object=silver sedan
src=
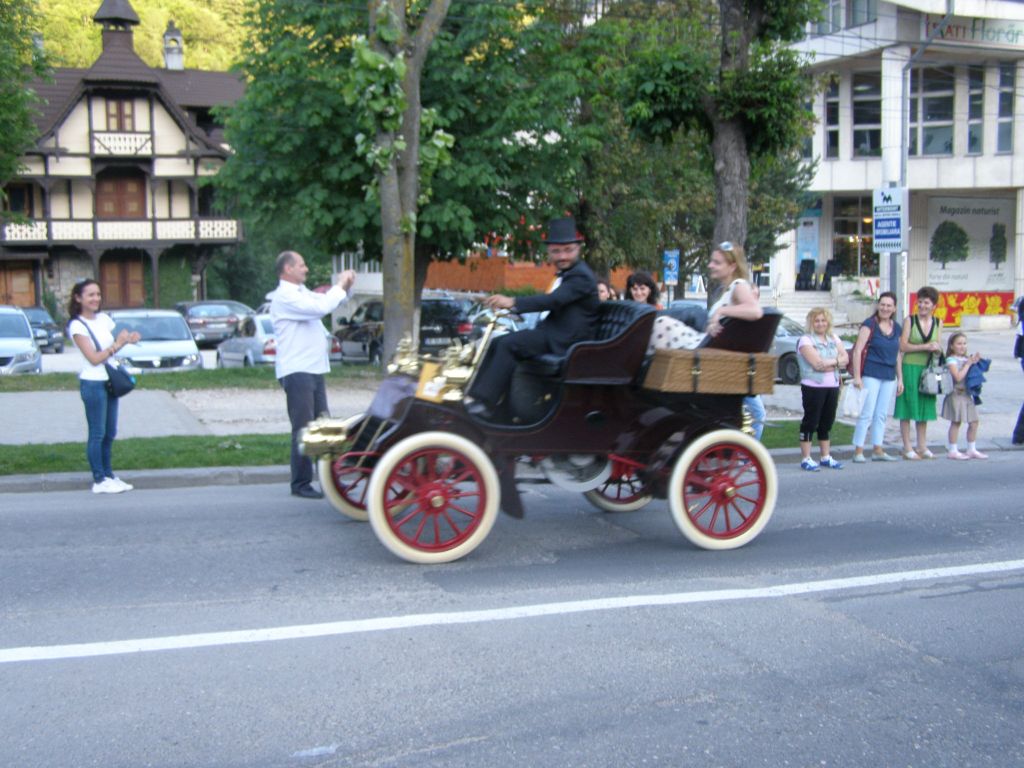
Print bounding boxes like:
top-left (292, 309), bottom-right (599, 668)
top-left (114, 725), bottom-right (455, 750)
top-left (215, 314), bottom-right (341, 368)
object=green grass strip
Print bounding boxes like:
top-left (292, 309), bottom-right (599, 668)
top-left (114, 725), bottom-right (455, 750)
top-left (0, 421), bottom-right (854, 476)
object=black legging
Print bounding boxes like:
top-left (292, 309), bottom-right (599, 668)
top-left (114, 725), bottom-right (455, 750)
top-left (800, 385), bottom-right (840, 442)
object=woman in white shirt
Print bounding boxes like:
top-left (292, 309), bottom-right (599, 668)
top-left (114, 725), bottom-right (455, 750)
top-left (647, 240), bottom-right (763, 352)
top-left (67, 279), bottom-right (140, 494)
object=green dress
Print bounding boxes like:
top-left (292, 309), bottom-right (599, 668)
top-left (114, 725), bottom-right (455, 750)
top-left (893, 316), bottom-right (940, 421)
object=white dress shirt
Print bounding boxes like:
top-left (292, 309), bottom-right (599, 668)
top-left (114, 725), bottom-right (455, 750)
top-left (267, 281), bottom-right (349, 379)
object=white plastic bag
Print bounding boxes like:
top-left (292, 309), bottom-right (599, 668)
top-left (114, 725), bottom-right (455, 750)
top-left (840, 384), bottom-right (867, 419)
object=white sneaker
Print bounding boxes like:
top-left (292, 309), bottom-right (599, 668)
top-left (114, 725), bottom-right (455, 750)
top-left (92, 478), bottom-right (126, 494)
top-left (109, 476), bottom-right (134, 491)
top-left (947, 449), bottom-right (970, 461)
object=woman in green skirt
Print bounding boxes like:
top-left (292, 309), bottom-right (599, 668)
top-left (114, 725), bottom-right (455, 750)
top-left (894, 285), bottom-right (943, 459)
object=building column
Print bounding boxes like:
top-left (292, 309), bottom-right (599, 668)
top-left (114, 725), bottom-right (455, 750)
top-left (881, 45), bottom-right (909, 186)
top-left (146, 248), bottom-right (160, 307)
top-left (1016, 190), bottom-right (1024, 301)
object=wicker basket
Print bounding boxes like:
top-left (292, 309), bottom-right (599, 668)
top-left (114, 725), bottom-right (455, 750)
top-left (643, 348), bottom-right (776, 395)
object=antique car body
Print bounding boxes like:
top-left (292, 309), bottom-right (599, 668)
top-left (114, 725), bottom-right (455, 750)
top-left (302, 302), bottom-right (782, 564)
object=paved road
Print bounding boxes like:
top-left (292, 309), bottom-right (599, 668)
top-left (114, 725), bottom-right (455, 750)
top-left (2, 458), bottom-right (1022, 767)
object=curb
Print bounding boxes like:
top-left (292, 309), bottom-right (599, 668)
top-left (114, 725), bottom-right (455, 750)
top-left (2, 440), bottom-right (1020, 494)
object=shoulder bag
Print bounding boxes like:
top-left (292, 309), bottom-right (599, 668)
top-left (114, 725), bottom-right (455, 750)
top-left (918, 351), bottom-right (953, 396)
top-left (79, 318), bottom-right (136, 398)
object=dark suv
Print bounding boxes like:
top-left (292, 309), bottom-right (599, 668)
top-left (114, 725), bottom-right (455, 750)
top-left (335, 296), bottom-right (472, 365)
top-left (21, 306), bottom-right (64, 353)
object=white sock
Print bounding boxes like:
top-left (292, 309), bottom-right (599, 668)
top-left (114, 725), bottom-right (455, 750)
top-left (947, 443), bottom-right (957, 452)
top-left (968, 441), bottom-right (977, 452)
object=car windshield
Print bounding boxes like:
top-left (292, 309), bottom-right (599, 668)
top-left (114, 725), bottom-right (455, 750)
top-left (422, 300), bottom-right (466, 323)
top-left (0, 315), bottom-right (31, 338)
top-left (22, 308), bottom-right (53, 323)
top-left (779, 317), bottom-right (805, 335)
top-left (190, 304), bottom-right (233, 318)
top-left (113, 315), bottom-right (192, 341)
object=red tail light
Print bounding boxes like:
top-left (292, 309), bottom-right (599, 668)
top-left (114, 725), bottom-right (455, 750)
top-left (263, 339), bottom-right (276, 356)
top-left (457, 321), bottom-right (472, 335)
top-left (331, 337), bottom-right (341, 353)
top-left (227, 314), bottom-right (238, 324)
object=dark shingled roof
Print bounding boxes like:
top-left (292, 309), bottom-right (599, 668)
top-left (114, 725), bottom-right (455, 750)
top-left (93, 0), bottom-right (140, 26)
top-left (85, 30), bottom-right (158, 85)
top-left (158, 69), bottom-right (245, 109)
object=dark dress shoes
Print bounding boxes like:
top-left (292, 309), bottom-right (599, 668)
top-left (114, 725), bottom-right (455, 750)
top-left (292, 485), bottom-right (324, 500)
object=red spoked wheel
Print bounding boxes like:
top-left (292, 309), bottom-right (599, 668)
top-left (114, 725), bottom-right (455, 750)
top-left (667, 430), bottom-right (777, 550)
top-left (583, 456), bottom-right (652, 513)
top-left (319, 452), bottom-right (377, 521)
top-left (366, 432), bottom-right (500, 564)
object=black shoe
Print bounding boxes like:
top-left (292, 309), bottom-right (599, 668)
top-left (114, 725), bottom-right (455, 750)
top-left (292, 485), bottom-right (324, 499)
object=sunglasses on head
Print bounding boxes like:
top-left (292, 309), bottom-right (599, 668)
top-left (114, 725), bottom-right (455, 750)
top-left (718, 241), bottom-right (734, 252)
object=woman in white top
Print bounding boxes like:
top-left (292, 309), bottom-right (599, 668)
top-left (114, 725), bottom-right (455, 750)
top-left (647, 240), bottom-right (763, 353)
top-left (67, 279), bottom-right (140, 494)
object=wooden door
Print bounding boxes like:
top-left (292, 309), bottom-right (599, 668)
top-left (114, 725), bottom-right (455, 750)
top-left (96, 174), bottom-right (146, 219)
top-left (100, 259), bottom-right (144, 308)
top-left (0, 263), bottom-right (36, 306)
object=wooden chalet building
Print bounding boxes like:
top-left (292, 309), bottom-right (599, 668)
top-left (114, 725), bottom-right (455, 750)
top-left (0, 0), bottom-right (243, 310)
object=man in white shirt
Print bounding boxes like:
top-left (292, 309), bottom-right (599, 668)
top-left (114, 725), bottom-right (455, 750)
top-left (268, 251), bottom-right (356, 498)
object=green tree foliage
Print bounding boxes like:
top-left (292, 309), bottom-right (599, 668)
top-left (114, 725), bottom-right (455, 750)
top-left (930, 220), bottom-right (969, 270)
top-left (621, 0), bottom-right (819, 247)
top-left (36, 0), bottom-right (247, 70)
top-left (0, 0), bottom-right (48, 203)
top-left (989, 222), bottom-right (1007, 268)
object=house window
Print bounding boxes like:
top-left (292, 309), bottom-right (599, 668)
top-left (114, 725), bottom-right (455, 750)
top-left (832, 196), bottom-right (877, 276)
top-left (825, 80), bottom-right (840, 159)
top-left (998, 62), bottom-right (1014, 153)
top-left (816, 0), bottom-right (842, 35)
top-left (106, 99), bottom-right (135, 132)
top-left (967, 66), bottom-right (984, 155)
top-left (908, 67), bottom-right (954, 156)
top-left (849, 0), bottom-right (877, 26)
top-left (852, 72), bottom-right (881, 157)
top-left (2, 183), bottom-right (34, 216)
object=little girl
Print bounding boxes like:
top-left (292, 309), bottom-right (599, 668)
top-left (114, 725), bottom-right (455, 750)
top-left (942, 332), bottom-right (987, 460)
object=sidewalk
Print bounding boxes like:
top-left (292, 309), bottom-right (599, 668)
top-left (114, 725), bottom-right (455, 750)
top-left (2, 328), bottom-right (1019, 494)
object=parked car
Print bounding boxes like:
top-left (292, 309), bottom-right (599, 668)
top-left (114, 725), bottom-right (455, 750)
top-left (0, 306), bottom-right (42, 374)
top-left (108, 309), bottom-right (203, 373)
top-left (21, 306), bottom-right (64, 353)
top-left (772, 314), bottom-right (854, 385)
top-left (335, 295), bottom-right (472, 365)
top-left (215, 313), bottom-right (341, 367)
top-left (174, 300), bottom-right (252, 347)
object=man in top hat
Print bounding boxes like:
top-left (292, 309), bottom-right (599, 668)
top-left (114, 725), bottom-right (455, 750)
top-left (468, 216), bottom-right (599, 418)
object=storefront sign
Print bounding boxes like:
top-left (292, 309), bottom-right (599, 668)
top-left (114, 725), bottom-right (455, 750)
top-left (796, 217), bottom-right (820, 267)
top-left (910, 291), bottom-right (1015, 327)
top-left (924, 15), bottom-right (1024, 48)
top-left (926, 196), bottom-right (1014, 292)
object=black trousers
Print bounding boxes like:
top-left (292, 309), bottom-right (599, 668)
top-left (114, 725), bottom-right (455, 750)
top-left (280, 372), bottom-right (328, 492)
top-left (799, 384), bottom-right (840, 442)
top-left (1015, 359), bottom-right (1024, 444)
top-left (469, 329), bottom-right (552, 407)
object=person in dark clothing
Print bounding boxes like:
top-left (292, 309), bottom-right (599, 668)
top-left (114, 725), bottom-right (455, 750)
top-left (468, 217), bottom-right (599, 418)
top-left (1013, 295), bottom-right (1024, 445)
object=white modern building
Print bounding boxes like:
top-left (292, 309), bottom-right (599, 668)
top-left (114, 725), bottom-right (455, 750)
top-left (784, 0), bottom-right (1024, 324)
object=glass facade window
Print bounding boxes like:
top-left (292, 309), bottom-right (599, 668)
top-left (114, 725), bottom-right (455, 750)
top-left (832, 196), bottom-right (876, 277)
top-left (908, 67), bottom-right (954, 156)
top-left (852, 72), bottom-right (881, 157)
top-left (825, 79), bottom-right (840, 159)
top-left (998, 62), bottom-right (1014, 153)
top-left (849, 0), bottom-right (877, 26)
top-left (816, 0), bottom-right (842, 35)
top-left (967, 66), bottom-right (984, 155)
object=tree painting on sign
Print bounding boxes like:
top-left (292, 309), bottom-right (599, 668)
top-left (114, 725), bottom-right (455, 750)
top-left (930, 220), bottom-right (969, 270)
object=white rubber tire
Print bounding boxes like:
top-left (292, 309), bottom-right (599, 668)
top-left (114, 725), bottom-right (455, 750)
top-left (318, 455), bottom-right (371, 521)
top-left (667, 429), bottom-right (777, 550)
top-left (366, 431), bottom-right (500, 564)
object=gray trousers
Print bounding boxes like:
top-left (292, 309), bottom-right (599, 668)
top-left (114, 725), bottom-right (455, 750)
top-left (280, 372), bottom-right (328, 492)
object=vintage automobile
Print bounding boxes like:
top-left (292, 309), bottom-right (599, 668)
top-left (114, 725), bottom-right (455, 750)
top-left (301, 302), bottom-right (781, 564)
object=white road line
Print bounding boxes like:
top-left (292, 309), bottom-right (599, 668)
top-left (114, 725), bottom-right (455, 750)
top-left (3, 559), bottom-right (1022, 665)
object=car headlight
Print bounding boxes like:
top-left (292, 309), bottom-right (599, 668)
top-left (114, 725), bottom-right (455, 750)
top-left (12, 351), bottom-right (38, 364)
top-left (184, 353), bottom-right (201, 365)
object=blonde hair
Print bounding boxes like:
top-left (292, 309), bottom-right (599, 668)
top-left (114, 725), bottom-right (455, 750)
top-left (805, 307), bottom-right (834, 335)
top-left (714, 242), bottom-right (750, 282)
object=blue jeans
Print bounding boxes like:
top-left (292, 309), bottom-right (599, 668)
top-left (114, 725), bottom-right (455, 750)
top-left (80, 380), bottom-right (118, 483)
top-left (852, 376), bottom-right (897, 449)
top-left (743, 395), bottom-right (765, 441)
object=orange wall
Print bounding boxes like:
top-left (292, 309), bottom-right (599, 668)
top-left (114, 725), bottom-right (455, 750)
top-left (425, 256), bottom-right (637, 295)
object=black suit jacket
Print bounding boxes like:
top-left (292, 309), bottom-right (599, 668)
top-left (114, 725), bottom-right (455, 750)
top-left (513, 259), bottom-right (600, 355)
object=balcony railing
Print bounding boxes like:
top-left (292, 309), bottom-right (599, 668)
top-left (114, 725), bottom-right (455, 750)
top-left (92, 132), bottom-right (154, 156)
top-left (1, 218), bottom-right (241, 244)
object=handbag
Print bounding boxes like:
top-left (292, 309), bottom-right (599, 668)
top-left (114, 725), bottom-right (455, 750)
top-left (80, 318), bottom-right (136, 398)
top-left (918, 352), bottom-right (952, 396)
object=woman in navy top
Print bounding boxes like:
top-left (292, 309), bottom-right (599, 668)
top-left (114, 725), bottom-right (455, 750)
top-left (849, 291), bottom-right (903, 462)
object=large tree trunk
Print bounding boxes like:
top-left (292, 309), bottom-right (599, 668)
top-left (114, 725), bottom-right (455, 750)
top-left (711, 119), bottom-right (749, 246)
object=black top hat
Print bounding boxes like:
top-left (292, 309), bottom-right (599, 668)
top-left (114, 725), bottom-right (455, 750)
top-left (545, 217), bottom-right (583, 245)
